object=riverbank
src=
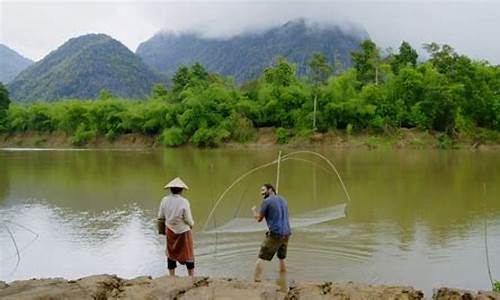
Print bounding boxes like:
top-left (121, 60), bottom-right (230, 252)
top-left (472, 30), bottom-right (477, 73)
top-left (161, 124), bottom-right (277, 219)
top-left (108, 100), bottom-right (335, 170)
top-left (1, 274), bottom-right (499, 299)
top-left (1, 128), bottom-right (500, 150)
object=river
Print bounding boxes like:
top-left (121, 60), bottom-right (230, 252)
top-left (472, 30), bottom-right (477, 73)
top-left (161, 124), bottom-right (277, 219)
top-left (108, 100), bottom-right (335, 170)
top-left (1, 148), bottom-right (499, 295)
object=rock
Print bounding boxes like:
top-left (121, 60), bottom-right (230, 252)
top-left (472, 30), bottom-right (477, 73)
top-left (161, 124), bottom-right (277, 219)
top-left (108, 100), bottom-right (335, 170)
top-left (0, 278), bottom-right (92, 300)
top-left (120, 275), bottom-right (197, 299)
top-left (76, 274), bottom-right (124, 299)
top-left (0, 281), bottom-right (8, 289)
top-left (292, 281), bottom-right (424, 300)
top-left (180, 278), bottom-right (284, 300)
top-left (433, 287), bottom-right (500, 299)
top-left (3, 274), bottom-right (499, 299)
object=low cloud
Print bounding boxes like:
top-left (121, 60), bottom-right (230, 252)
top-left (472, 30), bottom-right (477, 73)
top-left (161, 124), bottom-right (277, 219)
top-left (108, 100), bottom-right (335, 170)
top-left (1, 1), bottom-right (499, 63)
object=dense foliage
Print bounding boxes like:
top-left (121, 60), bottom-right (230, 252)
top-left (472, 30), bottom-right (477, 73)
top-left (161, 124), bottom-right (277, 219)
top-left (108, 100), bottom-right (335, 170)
top-left (0, 83), bottom-right (11, 131)
top-left (7, 34), bottom-right (164, 102)
top-left (2, 40), bottom-right (500, 147)
top-left (136, 19), bottom-right (367, 83)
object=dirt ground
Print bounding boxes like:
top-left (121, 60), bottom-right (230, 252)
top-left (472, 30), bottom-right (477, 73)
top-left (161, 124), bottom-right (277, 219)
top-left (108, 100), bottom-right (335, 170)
top-left (2, 128), bottom-right (499, 151)
top-left (1, 274), bottom-right (499, 299)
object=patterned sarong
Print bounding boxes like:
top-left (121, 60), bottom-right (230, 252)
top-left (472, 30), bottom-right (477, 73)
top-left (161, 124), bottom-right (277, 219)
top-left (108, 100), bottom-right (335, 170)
top-left (166, 228), bottom-right (194, 263)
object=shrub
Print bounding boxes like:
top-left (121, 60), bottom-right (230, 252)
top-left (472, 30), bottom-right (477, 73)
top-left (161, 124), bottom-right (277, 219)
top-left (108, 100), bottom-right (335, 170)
top-left (159, 127), bottom-right (187, 147)
top-left (230, 115), bottom-right (255, 143)
top-left (191, 127), bottom-right (230, 147)
top-left (276, 127), bottom-right (290, 144)
top-left (6, 105), bottom-right (29, 132)
top-left (56, 101), bottom-right (90, 133)
top-left (27, 104), bottom-right (55, 132)
top-left (70, 125), bottom-right (96, 146)
top-left (346, 123), bottom-right (353, 136)
top-left (436, 134), bottom-right (454, 149)
top-left (105, 129), bottom-right (119, 141)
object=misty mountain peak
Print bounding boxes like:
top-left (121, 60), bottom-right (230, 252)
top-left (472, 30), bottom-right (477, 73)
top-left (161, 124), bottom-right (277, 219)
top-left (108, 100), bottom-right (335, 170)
top-left (137, 19), bottom-right (368, 82)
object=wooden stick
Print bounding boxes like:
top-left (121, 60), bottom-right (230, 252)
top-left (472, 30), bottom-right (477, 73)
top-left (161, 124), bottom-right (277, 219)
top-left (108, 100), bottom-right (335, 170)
top-left (3, 224), bottom-right (21, 271)
top-left (483, 183), bottom-right (494, 289)
top-left (276, 151), bottom-right (282, 193)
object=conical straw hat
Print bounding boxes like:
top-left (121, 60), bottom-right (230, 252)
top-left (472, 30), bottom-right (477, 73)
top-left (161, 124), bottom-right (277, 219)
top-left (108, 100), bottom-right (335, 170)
top-left (164, 177), bottom-right (189, 190)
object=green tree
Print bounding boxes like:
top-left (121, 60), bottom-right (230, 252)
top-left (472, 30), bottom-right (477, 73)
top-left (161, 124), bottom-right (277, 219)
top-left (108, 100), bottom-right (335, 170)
top-left (0, 83), bottom-right (9, 111)
top-left (264, 57), bottom-right (296, 89)
top-left (423, 43), bottom-right (458, 74)
top-left (385, 66), bottom-right (425, 127)
top-left (308, 52), bottom-right (332, 86)
top-left (172, 65), bottom-right (191, 95)
top-left (410, 64), bottom-right (463, 132)
top-left (351, 40), bottom-right (381, 85)
top-left (2, 44), bottom-right (500, 147)
top-left (159, 127), bottom-right (187, 147)
top-left (172, 63), bottom-right (213, 101)
top-left (261, 58), bottom-right (301, 128)
top-left (391, 41), bottom-right (418, 74)
top-left (257, 58), bottom-right (311, 129)
top-left (98, 89), bottom-right (113, 100)
top-left (191, 62), bottom-right (209, 82)
top-left (151, 84), bottom-right (168, 101)
top-left (308, 53), bottom-right (332, 130)
top-left (0, 83), bottom-right (12, 131)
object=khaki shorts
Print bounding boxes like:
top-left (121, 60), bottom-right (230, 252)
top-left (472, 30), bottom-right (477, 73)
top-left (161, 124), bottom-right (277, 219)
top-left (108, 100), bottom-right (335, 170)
top-left (258, 231), bottom-right (289, 261)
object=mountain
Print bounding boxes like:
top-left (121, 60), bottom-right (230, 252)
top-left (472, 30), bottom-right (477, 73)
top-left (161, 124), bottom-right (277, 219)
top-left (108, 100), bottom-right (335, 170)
top-left (0, 44), bottom-right (33, 83)
top-left (136, 19), bottom-right (369, 83)
top-left (8, 34), bottom-right (164, 102)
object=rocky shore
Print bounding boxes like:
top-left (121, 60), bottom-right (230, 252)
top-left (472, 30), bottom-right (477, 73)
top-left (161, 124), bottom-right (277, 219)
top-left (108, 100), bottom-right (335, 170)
top-left (1, 274), bottom-right (499, 299)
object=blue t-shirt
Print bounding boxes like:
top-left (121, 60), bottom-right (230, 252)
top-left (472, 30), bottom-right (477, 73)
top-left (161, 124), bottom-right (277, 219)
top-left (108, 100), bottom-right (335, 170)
top-left (260, 195), bottom-right (291, 236)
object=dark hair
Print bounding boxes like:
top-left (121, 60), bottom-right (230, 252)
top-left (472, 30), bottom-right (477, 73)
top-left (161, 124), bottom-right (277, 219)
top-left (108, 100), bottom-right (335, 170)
top-left (170, 187), bottom-right (183, 195)
top-left (263, 183), bottom-right (276, 193)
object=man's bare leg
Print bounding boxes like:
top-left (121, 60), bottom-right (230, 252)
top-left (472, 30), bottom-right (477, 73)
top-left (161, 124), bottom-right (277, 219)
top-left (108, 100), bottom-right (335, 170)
top-left (168, 269), bottom-right (175, 276)
top-left (279, 259), bottom-right (287, 273)
top-left (254, 258), bottom-right (265, 282)
top-left (187, 268), bottom-right (194, 277)
top-left (276, 269), bottom-right (288, 292)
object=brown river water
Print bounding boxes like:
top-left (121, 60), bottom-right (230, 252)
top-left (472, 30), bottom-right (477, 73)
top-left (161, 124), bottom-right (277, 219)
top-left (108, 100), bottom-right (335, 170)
top-left (0, 148), bottom-right (499, 295)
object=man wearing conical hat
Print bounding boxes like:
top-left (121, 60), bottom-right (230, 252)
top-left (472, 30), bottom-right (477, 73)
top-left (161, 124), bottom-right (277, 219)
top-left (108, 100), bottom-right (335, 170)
top-left (158, 177), bottom-right (195, 276)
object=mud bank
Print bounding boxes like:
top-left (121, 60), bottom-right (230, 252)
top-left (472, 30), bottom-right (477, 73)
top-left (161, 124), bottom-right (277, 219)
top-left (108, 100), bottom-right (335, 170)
top-left (1, 275), bottom-right (499, 299)
top-left (1, 128), bottom-right (499, 150)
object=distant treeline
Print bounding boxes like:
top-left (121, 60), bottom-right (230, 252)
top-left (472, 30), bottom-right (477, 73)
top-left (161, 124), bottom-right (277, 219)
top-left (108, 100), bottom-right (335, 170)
top-left (0, 40), bottom-right (499, 147)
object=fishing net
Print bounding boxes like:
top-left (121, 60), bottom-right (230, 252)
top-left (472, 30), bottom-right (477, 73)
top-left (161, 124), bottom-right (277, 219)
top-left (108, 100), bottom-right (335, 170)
top-left (202, 151), bottom-right (352, 234)
top-left (206, 203), bottom-right (347, 233)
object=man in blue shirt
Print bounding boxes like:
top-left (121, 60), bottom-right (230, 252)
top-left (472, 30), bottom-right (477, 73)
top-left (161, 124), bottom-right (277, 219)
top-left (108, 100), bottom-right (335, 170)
top-left (251, 183), bottom-right (291, 282)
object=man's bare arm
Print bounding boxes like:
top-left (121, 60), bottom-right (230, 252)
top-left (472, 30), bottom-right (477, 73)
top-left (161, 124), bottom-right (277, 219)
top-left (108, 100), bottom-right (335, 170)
top-left (251, 206), bottom-right (264, 222)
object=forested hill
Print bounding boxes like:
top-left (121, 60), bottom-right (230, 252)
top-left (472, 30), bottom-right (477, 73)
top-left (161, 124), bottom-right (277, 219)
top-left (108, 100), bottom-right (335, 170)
top-left (136, 19), bottom-right (368, 83)
top-left (0, 44), bottom-right (33, 83)
top-left (8, 34), bottom-right (165, 102)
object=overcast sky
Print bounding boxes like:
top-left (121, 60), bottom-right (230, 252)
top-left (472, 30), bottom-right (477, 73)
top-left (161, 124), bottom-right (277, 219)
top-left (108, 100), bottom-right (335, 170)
top-left (1, 0), bottom-right (499, 63)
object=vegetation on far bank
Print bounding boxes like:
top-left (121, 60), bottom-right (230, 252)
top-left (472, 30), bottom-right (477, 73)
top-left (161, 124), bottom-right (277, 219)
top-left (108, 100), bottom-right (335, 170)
top-left (0, 40), bottom-right (499, 148)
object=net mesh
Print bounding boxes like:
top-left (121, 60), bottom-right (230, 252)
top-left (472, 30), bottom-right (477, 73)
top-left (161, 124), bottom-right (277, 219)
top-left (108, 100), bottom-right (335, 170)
top-left (206, 203), bottom-right (347, 233)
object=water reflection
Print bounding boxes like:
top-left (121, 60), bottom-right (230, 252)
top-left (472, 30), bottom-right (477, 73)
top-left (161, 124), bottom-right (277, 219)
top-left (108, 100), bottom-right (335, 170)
top-left (0, 202), bottom-right (165, 281)
top-left (0, 156), bottom-right (9, 204)
top-left (0, 148), bottom-right (499, 295)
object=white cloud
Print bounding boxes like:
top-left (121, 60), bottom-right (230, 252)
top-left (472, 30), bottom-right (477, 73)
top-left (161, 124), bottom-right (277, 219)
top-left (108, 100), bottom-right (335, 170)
top-left (1, 0), bottom-right (499, 63)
